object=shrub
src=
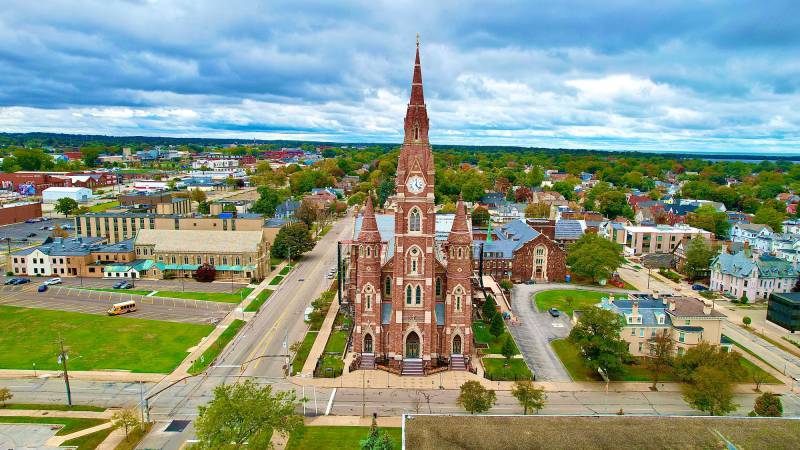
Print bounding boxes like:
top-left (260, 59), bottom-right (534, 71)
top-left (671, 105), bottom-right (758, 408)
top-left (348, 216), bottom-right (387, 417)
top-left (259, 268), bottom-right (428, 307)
top-left (753, 392), bottom-right (782, 417)
top-left (195, 263), bottom-right (216, 282)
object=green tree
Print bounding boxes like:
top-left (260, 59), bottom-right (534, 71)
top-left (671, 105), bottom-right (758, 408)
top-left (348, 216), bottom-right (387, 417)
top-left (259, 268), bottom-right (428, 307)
top-left (438, 202), bottom-right (456, 213)
top-left (648, 329), bottom-right (674, 390)
top-left (501, 336), bottom-right (516, 365)
top-left (250, 186), bottom-right (281, 216)
top-left (377, 177), bottom-right (395, 208)
top-left (7, 148), bottom-right (54, 171)
top-left (566, 233), bottom-right (625, 282)
top-left (348, 192), bottom-right (366, 207)
top-left (683, 366), bottom-right (737, 416)
top-left (194, 379), bottom-right (303, 449)
top-left (271, 222), bottom-right (315, 260)
top-left (752, 392), bottom-right (782, 417)
top-left (595, 190), bottom-right (634, 220)
top-left (457, 380), bottom-right (496, 414)
top-left (511, 380), bottom-right (546, 415)
top-left (743, 316), bottom-right (752, 328)
top-left (295, 200), bottom-right (319, 228)
top-left (472, 206), bottom-right (490, 227)
top-left (197, 201), bottom-right (210, 214)
top-left (482, 296), bottom-right (497, 321)
top-left (54, 197), bottom-right (79, 216)
top-left (551, 181), bottom-right (575, 201)
top-left (359, 416), bottom-right (395, 450)
top-left (499, 279), bottom-right (513, 291)
top-left (526, 166), bottom-right (544, 187)
top-left (683, 236), bottom-right (717, 280)
top-left (568, 307), bottom-right (629, 378)
top-left (490, 312), bottom-right (505, 338)
top-left (754, 206), bottom-right (785, 233)
top-left (81, 146), bottom-right (102, 167)
top-left (674, 342), bottom-right (744, 382)
top-left (461, 177), bottom-right (486, 202)
top-left (525, 202), bottom-right (550, 218)
top-left (686, 205), bottom-right (730, 238)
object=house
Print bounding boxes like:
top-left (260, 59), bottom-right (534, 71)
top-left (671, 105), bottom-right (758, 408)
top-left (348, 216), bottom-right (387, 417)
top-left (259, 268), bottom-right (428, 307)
top-left (0, 201), bottom-right (42, 226)
top-left (8, 237), bottom-right (136, 278)
top-left (730, 222), bottom-right (774, 253)
top-left (275, 199), bottom-right (301, 220)
top-left (553, 219), bottom-right (586, 249)
top-left (597, 293), bottom-right (726, 357)
top-left (480, 192), bottom-right (506, 208)
top-left (710, 249), bottom-right (797, 302)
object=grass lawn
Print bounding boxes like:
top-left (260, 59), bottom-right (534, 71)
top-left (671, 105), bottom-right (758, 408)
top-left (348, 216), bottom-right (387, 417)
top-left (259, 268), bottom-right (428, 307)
top-left (552, 338), bottom-right (779, 384)
top-left (0, 305), bottom-right (212, 373)
top-left (0, 403), bottom-right (105, 412)
top-left (533, 289), bottom-right (610, 316)
top-left (315, 354), bottom-right (344, 378)
top-left (0, 416), bottom-right (106, 436)
top-left (188, 319), bottom-right (245, 375)
top-left (324, 329), bottom-right (349, 354)
top-left (87, 201), bottom-right (120, 213)
top-left (291, 331), bottom-right (317, 375)
top-left (113, 423), bottom-right (152, 450)
top-left (243, 289), bottom-right (273, 312)
top-left (78, 287), bottom-right (153, 296)
top-left (279, 265), bottom-right (294, 276)
top-left (153, 287), bottom-right (253, 304)
top-left (405, 416), bottom-right (800, 450)
top-left (269, 275), bottom-right (284, 285)
top-left (570, 274), bottom-right (637, 291)
top-left (61, 426), bottom-right (113, 449)
top-left (471, 320), bottom-right (519, 355)
top-left (483, 358), bottom-right (533, 381)
top-left (287, 426), bottom-right (402, 450)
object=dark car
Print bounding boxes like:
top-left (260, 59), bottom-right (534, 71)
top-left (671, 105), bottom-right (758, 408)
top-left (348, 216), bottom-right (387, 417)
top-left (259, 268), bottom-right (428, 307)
top-left (16, 278), bottom-right (31, 284)
top-left (27, 232), bottom-right (37, 237)
top-left (692, 284), bottom-right (708, 291)
top-left (38, 284), bottom-right (48, 292)
top-left (548, 308), bottom-right (561, 317)
top-left (4, 278), bottom-right (19, 285)
top-left (114, 281), bottom-right (134, 289)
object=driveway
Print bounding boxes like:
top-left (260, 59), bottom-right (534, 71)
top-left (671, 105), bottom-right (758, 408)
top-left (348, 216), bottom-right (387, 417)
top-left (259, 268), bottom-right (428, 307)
top-left (507, 283), bottom-right (637, 382)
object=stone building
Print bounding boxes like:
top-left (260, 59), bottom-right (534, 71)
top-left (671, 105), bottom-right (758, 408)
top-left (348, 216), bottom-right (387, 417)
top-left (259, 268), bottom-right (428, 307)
top-left (348, 40), bottom-right (473, 375)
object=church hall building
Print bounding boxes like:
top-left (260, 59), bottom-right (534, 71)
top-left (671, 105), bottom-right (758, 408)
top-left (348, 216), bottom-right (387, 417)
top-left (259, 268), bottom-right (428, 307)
top-left (348, 40), bottom-right (473, 375)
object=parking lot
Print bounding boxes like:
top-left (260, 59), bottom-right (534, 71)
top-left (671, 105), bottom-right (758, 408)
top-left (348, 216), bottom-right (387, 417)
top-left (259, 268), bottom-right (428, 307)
top-left (0, 218), bottom-right (74, 246)
top-left (0, 282), bottom-right (233, 324)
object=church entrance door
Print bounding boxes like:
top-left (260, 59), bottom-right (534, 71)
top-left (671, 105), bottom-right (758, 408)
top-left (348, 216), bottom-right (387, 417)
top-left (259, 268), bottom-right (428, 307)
top-left (452, 335), bottom-right (462, 355)
top-left (364, 334), bottom-right (373, 353)
top-left (405, 332), bottom-right (420, 359)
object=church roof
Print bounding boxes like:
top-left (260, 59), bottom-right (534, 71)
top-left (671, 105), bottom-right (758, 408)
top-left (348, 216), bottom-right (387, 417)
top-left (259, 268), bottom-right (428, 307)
top-left (356, 196), bottom-right (381, 242)
top-left (448, 198), bottom-right (472, 244)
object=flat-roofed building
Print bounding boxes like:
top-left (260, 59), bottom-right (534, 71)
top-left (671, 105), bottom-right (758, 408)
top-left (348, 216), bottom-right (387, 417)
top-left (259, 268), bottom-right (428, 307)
top-left (608, 223), bottom-right (712, 255)
top-left (75, 212), bottom-right (265, 243)
top-left (134, 229), bottom-right (268, 281)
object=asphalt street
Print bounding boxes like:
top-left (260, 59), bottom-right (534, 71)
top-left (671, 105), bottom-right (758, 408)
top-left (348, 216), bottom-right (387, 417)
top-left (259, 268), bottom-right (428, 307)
top-left (0, 283), bottom-right (232, 324)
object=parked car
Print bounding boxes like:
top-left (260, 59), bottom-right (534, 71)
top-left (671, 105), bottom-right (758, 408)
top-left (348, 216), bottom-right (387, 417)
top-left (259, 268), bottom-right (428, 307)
top-left (62, 225), bottom-right (73, 230)
top-left (691, 284), bottom-right (708, 291)
top-left (44, 278), bottom-right (62, 285)
top-left (16, 278), bottom-right (30, 285)
top-left (548, 308), bottom-right (560, 317)
top-left (113, 281), bottom-right (135, 289)
top-left (38, 284), bottom-right (48, 292)
top-left (27, 232), bottom-right (37, 237)
top-left (4, 278), bottom-right (19, 285)
top-left (525, 280), bottom-right (536, 285)
top-left (25, 219), bottom-right (37, 224)
top-left (39, 226), bottom-right (49, 230)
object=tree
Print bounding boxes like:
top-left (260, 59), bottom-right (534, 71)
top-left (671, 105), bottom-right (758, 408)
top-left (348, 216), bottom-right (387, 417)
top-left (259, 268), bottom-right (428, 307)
top-left (359, 415), bottom-right (395, 450)
top-left (526, 166), bottom-right (544, 187)
top-left (197, 201), bottom-right (211, 214)
top-left (250, 187), bottom-right (281, 216)
top-left (195, 263), bottom-right (216, 282)
top-left (501, 336), bottom-right (516, 366)
top-left (499, 279), bottom-right (513, 291)
top-left (683, 236), bottom-right (717, 280)
top-left (295, 200), bottom-right (320, 228)
top-left (674, 342), bottom-right (744, 382)
top-left (51, 224), bottom-right (69, 238)
top-left (648, 329), bottom-right (674, 390)
top-left (595, 190), bottom-right (634, 220)
top-left (743, 316), bottom-right (752, 328)
top-left (566, 233), bottom-right (625, 282)
top-left (54, 197), bottom-right (79, 217)
top-left (377, 177), bottom-right (395, 208)
top-left (348, 192), bottom-right (366, 207)
top-left (194, 379), bottom-right (303, 449)
top-left (271, 222), bottom-right (315, 260)
top-left (751, 367), bottom-right (770, 392)
top-left (189, 188), bottom-right (207, 206)
top-left (457, 380), bottom-right (496, 414)
top-left (525, 202), bottom-right (550, 218)
top-left (111, 408), bottom-right (141, 441)
top-left (754, 206), bottom-right (785, 233)
top-left (490, 312), bottom-right (505, 338)
top-left (0, 387), bottom-right (12, 406)
top-left (568, 307), bottom-right (630, 378)
top-left (683, 365), bottom-right (737, 416)
top-left (511, 380), bottom-right (546, 415)
top-left (686, 205), bottom-right (730, 239)
top-left (472, 206), bottom-right (490, 226)
top-left (482, 296), bottom-right (497, 321)
top-left (81, 146), bottom-right (102, 167)
top-left (752, 392), bottom-right (782, 417)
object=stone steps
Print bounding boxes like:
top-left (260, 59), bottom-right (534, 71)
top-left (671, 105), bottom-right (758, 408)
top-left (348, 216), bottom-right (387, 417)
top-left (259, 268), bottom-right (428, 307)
top-left (402, 358), bottom-right (424, 376)
top-left (360, 353), bottom-right (375, 369)
top-left (450, 355), bottom-right (467, 371)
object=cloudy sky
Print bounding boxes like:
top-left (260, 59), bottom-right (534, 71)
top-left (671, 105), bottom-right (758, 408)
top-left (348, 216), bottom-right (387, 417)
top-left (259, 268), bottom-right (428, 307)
top-left (1, 0), bottom-right (799, 154)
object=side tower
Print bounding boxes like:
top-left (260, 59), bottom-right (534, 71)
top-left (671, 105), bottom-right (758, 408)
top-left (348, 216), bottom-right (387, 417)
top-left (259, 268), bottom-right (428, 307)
top-left (445, 198), bottom-right (473, 361)
top-left (353, 196), bottom-right (382, 357)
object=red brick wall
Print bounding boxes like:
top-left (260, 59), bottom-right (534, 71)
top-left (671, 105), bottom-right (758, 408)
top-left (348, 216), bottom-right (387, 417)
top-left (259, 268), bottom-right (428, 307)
top-left (0, 202), bottom-right (42, 226)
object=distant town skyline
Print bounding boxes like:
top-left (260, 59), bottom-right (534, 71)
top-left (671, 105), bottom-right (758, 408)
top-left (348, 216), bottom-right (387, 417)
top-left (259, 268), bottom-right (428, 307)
top-left (1, 1), bottom-right (799, 154)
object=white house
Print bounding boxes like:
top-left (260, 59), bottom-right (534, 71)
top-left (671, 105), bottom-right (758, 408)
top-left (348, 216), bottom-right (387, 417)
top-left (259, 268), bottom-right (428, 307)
top-left (730, 222), bottom-right (774, 253)
top-left (710, 249), bottom-right (797, 302)
top-left (41, 186), bottom-right (92, 204)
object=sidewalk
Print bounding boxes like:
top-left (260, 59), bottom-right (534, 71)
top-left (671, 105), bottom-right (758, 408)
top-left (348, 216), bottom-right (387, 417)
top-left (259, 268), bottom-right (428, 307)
top-left (0, 369), bottom-right (163, 382)
top-left (300, 300), bottom-right (340, 376)
top-left (0, 409), bottom-right (112, 419)
top-left (45, 422), bottom-right (113, 447)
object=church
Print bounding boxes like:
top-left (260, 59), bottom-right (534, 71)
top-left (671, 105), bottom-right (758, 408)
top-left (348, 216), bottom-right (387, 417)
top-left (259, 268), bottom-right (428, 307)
top-left (348, 39), bottom-right (474, 375)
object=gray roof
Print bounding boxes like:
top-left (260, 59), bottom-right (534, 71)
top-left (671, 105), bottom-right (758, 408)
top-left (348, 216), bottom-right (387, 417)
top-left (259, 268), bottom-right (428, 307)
top-left (13, 236), bottom-right (106, 257)
top-left (473, 219), bottom-right (541, 259)
top-left (600, 295), bottom-right (672, 327)
top-left (712, 251), bottom-right (796, 279)
top-left (555, 219), bottom-right (584, 240)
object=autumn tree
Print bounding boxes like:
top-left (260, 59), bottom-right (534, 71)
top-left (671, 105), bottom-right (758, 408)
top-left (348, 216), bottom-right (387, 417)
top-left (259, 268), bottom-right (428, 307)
top-left (0, 387), bottom-right (12, 406)
top-left (457, 380), bottom-right (496, 414)
top-left (472, 206), bottom-right (490, 226)
top-left (683, 366), bottom-right (737, 416)
top-left (511, 380), bottom-right (546, 415)
top-left (525, 202), bottom-right (550, 218)
top-left (752, 392), bottom-right (782, 417)
top-left (111, 408), bottom-right (141, 441)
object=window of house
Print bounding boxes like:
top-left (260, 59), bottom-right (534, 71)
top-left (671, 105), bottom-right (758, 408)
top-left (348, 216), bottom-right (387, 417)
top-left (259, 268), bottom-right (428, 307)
top-left (639, 328), bottom-right (644, 337)
top-left (415, 285), bottom-right (422, 305)
top-left (631, 328), bottom-right (635, 336)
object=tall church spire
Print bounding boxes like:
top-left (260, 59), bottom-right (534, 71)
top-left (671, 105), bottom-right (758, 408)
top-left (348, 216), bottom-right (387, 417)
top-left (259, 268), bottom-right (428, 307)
top-left (403, 35), bottom-right (429, 145)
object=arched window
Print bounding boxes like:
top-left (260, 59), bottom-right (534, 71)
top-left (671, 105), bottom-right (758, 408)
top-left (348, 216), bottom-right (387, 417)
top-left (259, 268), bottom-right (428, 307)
top-left (454, 285), bottom-right (464, 312)
top-left (384, 277), bottom-right (392, 296)
top-left (366, 246), bottom-right (371, 257)
top-left (415, 285), bottom-right (422, 305)
top-left (409, 208), bottom-right (421, 232)
top-left (435, 278), bottom-right (442, 297)
top-left (406, 285), bottom-right (412, 305)
top-left (457, 247), bottom-right (463, 258)
top-left (414, 123), bottom-right (420, 141)
top-left (363, 284), bottom-right (374, 310)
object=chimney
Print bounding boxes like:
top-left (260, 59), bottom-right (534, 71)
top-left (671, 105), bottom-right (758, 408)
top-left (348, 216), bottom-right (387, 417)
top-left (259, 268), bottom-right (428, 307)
top-left (632, 301), bottom-right (639, 318)
top-left (702, 300), bottom-right (712, 315)
top-left (669, 300), bottom-right (676, 311)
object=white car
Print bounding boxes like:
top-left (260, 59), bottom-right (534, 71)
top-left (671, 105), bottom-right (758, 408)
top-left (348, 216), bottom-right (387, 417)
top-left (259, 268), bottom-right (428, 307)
top-left (44, 278), bottom-right (62, 285)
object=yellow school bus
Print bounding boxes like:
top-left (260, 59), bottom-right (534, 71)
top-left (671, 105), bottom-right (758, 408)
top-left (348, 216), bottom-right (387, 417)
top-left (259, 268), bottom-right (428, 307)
top-left (107, 300), bottom-right (137, 316)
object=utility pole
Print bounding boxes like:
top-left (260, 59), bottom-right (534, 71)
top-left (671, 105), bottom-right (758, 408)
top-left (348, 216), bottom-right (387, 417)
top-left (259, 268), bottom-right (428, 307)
top-left (139, 381), bottom-right (146, 424)
top-left (57, 337), bottom-right (72, 406)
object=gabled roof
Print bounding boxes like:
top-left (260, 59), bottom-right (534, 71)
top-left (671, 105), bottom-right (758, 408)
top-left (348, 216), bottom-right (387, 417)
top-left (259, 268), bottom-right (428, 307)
top-left (712, 251), bottom-right (796, 279)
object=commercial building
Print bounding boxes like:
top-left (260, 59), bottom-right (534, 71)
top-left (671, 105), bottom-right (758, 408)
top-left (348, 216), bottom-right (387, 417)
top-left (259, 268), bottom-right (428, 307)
top-left (605, 223), bottom-right (712, 255)
top-left (134, 229), bottom-right (268, 281)
top-left (767, 292), bottom-right (800, 332)
top-left (41, 187), bottom-right (93, 204)
top-left (597, 293), bottom-right (726, 356)
top-left (75, 212), bottom-right (267, 243)
top-left (710, 249), bottom-right (797, 302)
top-left (9, 237), bottom-right (135, 278)
top-left (0, 201), bottom-right (42, 226)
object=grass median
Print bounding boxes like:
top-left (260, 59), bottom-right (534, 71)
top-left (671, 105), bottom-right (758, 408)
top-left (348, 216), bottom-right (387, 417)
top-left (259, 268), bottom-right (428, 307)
top-left (0, 304), bottom-right (213, 373)
top-left (61, 427), bottom-right (114, 449)
top-left (244, 289), bottom-right (273, 312)
top-left (0, 403), bottom-right (105, 412)
top-left (188, 319), bottom-right (246, 375)
top-left (291, 331), bottom-right (317, 375)
top-left (269, 275), bottom-right (284, 285)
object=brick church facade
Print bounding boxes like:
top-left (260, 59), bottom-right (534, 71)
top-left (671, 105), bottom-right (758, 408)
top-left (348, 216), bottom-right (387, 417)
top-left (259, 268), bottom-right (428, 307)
top-left (348, 40), bottom-right (473, 374)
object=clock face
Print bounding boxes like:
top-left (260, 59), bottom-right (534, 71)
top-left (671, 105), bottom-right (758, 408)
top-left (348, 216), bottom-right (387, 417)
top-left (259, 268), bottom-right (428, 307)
top-left (406, 176), bottom-right (426, 194)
